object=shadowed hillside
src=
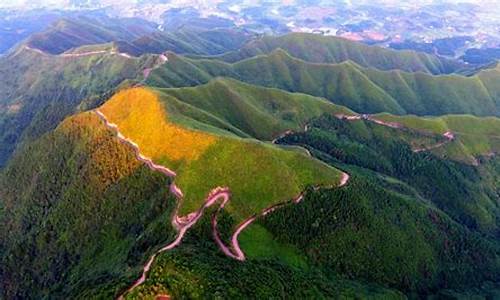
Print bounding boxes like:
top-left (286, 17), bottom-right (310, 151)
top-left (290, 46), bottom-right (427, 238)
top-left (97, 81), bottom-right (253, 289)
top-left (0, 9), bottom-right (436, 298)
top-left (1, 18), bottom-right (500, 300)
top-left (0, 46), bottom-right (159, 167)
top-left (25, 15), bottom-right (254, 56)
top-left (210, 33), bottom-right (466, 74)
top-left (148, 49), bottom-right (500, 116)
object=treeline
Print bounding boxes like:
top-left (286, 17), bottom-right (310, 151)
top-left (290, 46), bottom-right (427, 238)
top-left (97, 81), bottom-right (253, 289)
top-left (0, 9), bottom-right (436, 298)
top-left (0, 114), bottom-right (178, 298)
top-left (258, 171), bottom-right (500, 296)
top-left (126, 212), bottom-right (405, 299)
top-left (279, 115), bottom-right (499, 236)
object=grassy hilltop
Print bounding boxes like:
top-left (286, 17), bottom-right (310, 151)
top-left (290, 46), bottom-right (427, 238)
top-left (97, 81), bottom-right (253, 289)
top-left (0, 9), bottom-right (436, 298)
top-left (149, 49), bottom-right (500, 116)
top-left (99, 87), bottom-right (343, 220)
top-left (210, 32), bottom-right (465, 74)
top-left (1, 29), bottom-right (500, 299)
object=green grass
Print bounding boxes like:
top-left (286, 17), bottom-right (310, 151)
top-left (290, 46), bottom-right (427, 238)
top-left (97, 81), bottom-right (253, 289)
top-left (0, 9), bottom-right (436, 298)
top-left (100, 86), bottom-right (343, 224)
top-left (148, 49), bottom-right (500, 117)
top-left (174, 138), bottom-right (341, 221)
top-left (375, 113), bottom-right (500, 159)
top-left (212, 32), bottom-right (465, 74)
top-left (0, 113), bottom-right (178, 298)
top-left (158, 77), bottom-right (354, 140)
top-left (238, 224), bottom-right (308, 268)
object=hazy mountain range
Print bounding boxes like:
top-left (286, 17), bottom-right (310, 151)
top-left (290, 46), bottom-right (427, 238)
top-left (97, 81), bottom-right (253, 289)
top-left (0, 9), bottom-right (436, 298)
top-left (0, 3), bottom-right (499, 299)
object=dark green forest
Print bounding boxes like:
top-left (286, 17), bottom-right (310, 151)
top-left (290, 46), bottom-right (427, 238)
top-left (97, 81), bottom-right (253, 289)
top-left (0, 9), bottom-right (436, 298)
top-left (1, 21), bottom-right (499, 299)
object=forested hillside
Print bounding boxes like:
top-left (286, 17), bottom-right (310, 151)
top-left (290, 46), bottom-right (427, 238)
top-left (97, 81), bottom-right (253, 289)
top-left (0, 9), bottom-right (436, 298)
top-left (0, 113), bottom-right (178, 298)
top-left (148, 49), bottom-right (500, 116)
top-left (0, 46), bottom-right (156, 166)
top-left (211, 33), bottom-right (466, 74)
top-left (26, 15), bottom-right (254, 56)
top-left (1, 23), bottom-right (499, 300)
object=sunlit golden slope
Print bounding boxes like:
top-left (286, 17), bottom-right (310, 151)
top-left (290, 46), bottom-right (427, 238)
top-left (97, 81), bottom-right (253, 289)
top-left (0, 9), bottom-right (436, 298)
top-left (99, 86), bottom-right (342, 223)
top-left (101, 88), bottom-right (217, 162)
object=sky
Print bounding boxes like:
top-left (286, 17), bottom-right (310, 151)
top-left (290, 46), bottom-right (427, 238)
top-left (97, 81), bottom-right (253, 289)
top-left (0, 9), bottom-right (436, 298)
top-left (0, 0), bottom-right (497, 9)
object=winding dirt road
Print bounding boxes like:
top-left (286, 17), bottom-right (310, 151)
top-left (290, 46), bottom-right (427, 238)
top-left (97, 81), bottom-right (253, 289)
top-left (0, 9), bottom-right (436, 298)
top-left (143, 53), bottom-right (168, 80)
top-left (95, 110), bottom-right (350, 299)
top-left (413, 131), bottom-right (455, 152)
top-left (335, 114), bottom-right (455, 152)
top-left (24, 45), bottom-right (134, 58)
top-left (25, 44), bottom-right (169, 89)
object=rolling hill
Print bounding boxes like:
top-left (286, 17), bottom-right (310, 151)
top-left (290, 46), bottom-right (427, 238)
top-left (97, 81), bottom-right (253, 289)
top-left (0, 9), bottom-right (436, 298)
top-left (209, 33), bottom-right (467, 74)
top-left (25, 15), bottom-right (254, 57)
top-left (148, 49), bottom-right (500, 116)
top-left (98, 87), bottom-right (343, 223)
top-left (157, 77), bottom-right (354, 140)
top-left (1, 20), bottom-right (500, 300)
top-left (0, 45), bottom-right (161, 167)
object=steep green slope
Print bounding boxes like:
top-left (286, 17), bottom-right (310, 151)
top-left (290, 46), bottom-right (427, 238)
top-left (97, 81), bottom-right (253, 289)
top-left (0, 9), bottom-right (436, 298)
top-left (158, 77), bottom-right (353, 140)
top-left (212, 33), bottom-right (465, 74)
top-left (148, 50), bottom-right (500, 116)
top-left (26, 16), bottom-right (157, 55)
top-left (0, 113), bottom-right (177, 298)
top-left (0, 46), bottom-right (160, 167)
top-left (278, 114), bottom-right (500, 236)
top-left (25, 15), bottom-right (254, 57)
top-left (258, 171), bottom-right (500, 296)
top-left (99, 87), bottom-right (342, 223)
top-left (126, 211), bottom-right (405, 300)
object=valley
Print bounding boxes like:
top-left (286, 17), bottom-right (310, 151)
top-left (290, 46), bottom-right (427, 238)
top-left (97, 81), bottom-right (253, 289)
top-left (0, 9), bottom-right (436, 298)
top-left (0, 6), bottom-right (499, 299)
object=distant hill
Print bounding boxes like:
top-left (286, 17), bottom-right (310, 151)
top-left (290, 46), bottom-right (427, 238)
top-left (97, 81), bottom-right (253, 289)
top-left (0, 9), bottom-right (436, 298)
top-left (26, 16), bottom-right (158, 55)
top-left (0, 9), bottom-right (77, 54)
top-left (126, 27), bottom-right (254, 56)
top-left (1, 21), bottom-right (500, 300)
top-left (211, 33), bottom-right (467, 74)
top-left (0, 45), bottom-right (158, 167)
top-left (25, 15), bottom-right (254, 56)
top-left (148, 49), bottom-right (500, 116)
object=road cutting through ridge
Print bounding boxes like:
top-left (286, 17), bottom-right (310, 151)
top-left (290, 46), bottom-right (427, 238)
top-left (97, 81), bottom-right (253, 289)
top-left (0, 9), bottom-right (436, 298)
top-left (94, 110), bottom-right (350, 299)
top-left (143, 53), bottom-right (168, 80)
top-left (24, 45), bottom-right (135, 58)
top-left (334, 114), bottom-right (455, 152)
top-left (24, 45), bottom-right (169, 81)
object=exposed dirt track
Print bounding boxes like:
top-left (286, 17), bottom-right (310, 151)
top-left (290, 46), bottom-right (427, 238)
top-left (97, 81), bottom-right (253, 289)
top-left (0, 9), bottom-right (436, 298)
top-left (143, 53), bottom-right (168, 80)
top-left (95, 110), bottom-right (350, 299)
top-left (335, 114), bottom-right (455, 152)
top-left (24, 45), bottom-right (136, 58)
